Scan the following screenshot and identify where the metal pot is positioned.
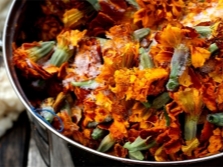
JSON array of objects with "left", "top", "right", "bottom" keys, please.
[{"left": 2, "top": 0, "right": 223, "bottom": 166}]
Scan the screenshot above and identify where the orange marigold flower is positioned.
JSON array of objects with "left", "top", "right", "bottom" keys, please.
[
  {"left": 56, "top": 29, "right": 87, "bottom": 49},
  {"left": 63, "top": 8, "right": 85, "bottom": 29},
  {"left": 74, "top": 87, "right": 91, "bottom": 104},
  {"left": 190, "top": 46, "right": 211, "bottom": 68},
  {"left": 48, "top": 29, "right": 87, "bottom": 67},
  {"left": 94, "top": 107, "right": 111, "bottom": 123},
  {"left": 208, "top": 62, "right": 223, "bottom": 83},
  {"left": 217, "top": 82, "right": 223, "bottom": 111},
  {"left": 111, "top": 67, "right": 168, "bottom": 102},
  {"left": 41, "top": 0, "right": 93, "bottom": 21},
  {"left": 129, "top": 101, "right": 151, "bottom": 123},
  {"left": 153, "top": 113, "right": 182, "bottom": 155},
  {"left": 200, "top": 121, "right": 214, "bottom": 142},
  {"left": 128, "top": 101, "right": 155, "bottom": 129},
  {"left": 178, "top": 67, "right": 193, "bottom": 88},
  {"left": 95, "top": 56, "right": 117, "bottom": 85},
  {"left": 182, "top": 137, "right": 200, "bottom": 157},
  {"left": 73, "top": 130, "right": 98, "bottom": 149},
  {"left": 182, "top": 0, "right": 223, "bottom": 26},
  {"left": 173, "top": 87, "right": 204, "bottom": 117},
  {"left": 173, "top": 87, "right": 204, "bottom": 140},
  {"left": 94, "top": 90, "right": 114, "bottom": 112},
  {"left": 13, "top": 42, "right": 53, "bottom": 79},
  {"left": 150, "top": 23, "right": 210, "bottom": 68},
  {"left": 96, "top": 25, "right": 140, "bottom": 85},
  {"left": 202, "top": 81, "right": 218, "bottom": 112},
  {"left": 155, "top": 24, "right": 185, "bottom": 48},
  {"left": 165, "top": 101, "right": 183, "bottom": 117},
  {"left": 207, "top": 128, "right": 223, "bottom": 153},
  {"left": 134, "top": 0, "right": 185, "bottom": 28},
  {"left": 57, "top": 111, "right": 79, "bottom": 138},
  {"left": 113, "top": 143, "right": 128, "bottom": 158},
  {"left": 88, "top": 0, "right": 129, "bottom": 36},
  {"left": 154, "top": 146, "right": 168, "bottom": 161},
  {"left": 35, "top": 15, "right": 63, "bottom": 41},
  {"left": 106, "top": 23, "right": 133, "bottom": 40},
  {"left": 109, "top": 113, "right": 129, "bottom": 140}
]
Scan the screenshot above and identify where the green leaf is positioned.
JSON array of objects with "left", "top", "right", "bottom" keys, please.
[
  {"left": 49, "top": 47, "right": 73, "bottom": 67},
  {"left": 133, "top": 28, "right": 150, "bottom": 41},
  {"left": 209, "top": 43, "right": 218, "bottom": 54},
  {"left": 87, "top": 116, "right": 112, "bottom": 128},
  {"left": 194, "top": 26, "right": 212, "bottom": 38},
  {"left": 184, "top": 115, "right": 198, "bottom": 141},
  {"left": 207, "top": 113, "right": 223, "bottom": 126},
  {"left": 71, "top": 80, "right": 99, "bottom": 89},
  {"left": 142, "top": 102, "right": 152, "bottom": 108},
  {"left": 142, "top": 92, "right": 170, "bottom": 110},
  {"left": 124, "top": 136, "right": 156, "bottom": 160},
  {"left": 97, "top": 134, "right": 115, "bottom": 152},
  {"left": 91, "top": 127, "right": 107, "bottom": 140},
  {"left": 151, "top": 92, "right": 170, "bottom": 110},
  {"left": 124, "top": 136, "right": 156, "bottom": 152},
  {"left": 125, "top": 0, "right": 140, "bottom": 9},
  {"left": 128, "top": 150, "right": 144, "bottom": 160},
  {"left": 139, "top": 47, "right": 154, "bottom": 69},
  {"left": 166, "top": 78, "right": 179, "bottom": 92},
  {"left": 28, "top": 41, "right": 55, "bottom": 62},
  {"left": 163, "top": 107, "right": 171, "bottom": 127},
  {"left": 166, "top": 44, "right": 189, "bottom": 91},
  {"left": 86, "top": 0, "right": 101, "bottom": 11},
  {"left": 87, "top": 121, "right": 99, "bottom": 128}
]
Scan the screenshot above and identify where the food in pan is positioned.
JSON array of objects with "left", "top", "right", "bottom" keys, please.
[{"left": 12, "top": 0, "right": 223, "bottom": 161}]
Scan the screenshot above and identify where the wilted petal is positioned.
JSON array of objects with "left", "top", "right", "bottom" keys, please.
[
  {"left": 190, "top": 46, "right": 210, "bottom": 68},
  {"left": 173, "top": 88, "right": 203, "bottom": 116},
  {"left": 207, "top": 128, "right": 223, "bottom": 153},
  {"left": 182, "top": 138, "right": 200, "bottom": 156}
]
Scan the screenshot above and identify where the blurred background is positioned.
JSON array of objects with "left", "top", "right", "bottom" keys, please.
[{"left": 0, "top": 1, "right": 46, "bottom": 167}]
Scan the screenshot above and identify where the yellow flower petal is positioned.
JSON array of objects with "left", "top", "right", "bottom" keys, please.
[
  {"left": 178, "top": 67, "right": 193, "bottom": 87},
  {"left": 190, "top": 46, "right": 211, "bottom": 68},
  {"left": 173, "top": 88, "right": 203, "bottom": 116},
  {"left": 182, "top": 137, "right": 200, "bottom": 156}
]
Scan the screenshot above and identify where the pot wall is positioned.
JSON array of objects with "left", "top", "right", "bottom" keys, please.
[{"left": 29, "top": 110, "right": 140, "bottom": 167}]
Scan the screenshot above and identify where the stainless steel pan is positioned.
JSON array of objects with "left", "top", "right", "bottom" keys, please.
[{"left": 2, "top": 0, "right": 223, "bottom": 166}]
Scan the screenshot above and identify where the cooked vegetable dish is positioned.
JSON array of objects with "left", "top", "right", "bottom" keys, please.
[{"left": 12, "top": 0, "right": 223, "bottom": 161}]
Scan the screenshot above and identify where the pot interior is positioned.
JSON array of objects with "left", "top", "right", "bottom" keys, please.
[{"left": 3, "top": 0, "right": 223, "bottom": 166}]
